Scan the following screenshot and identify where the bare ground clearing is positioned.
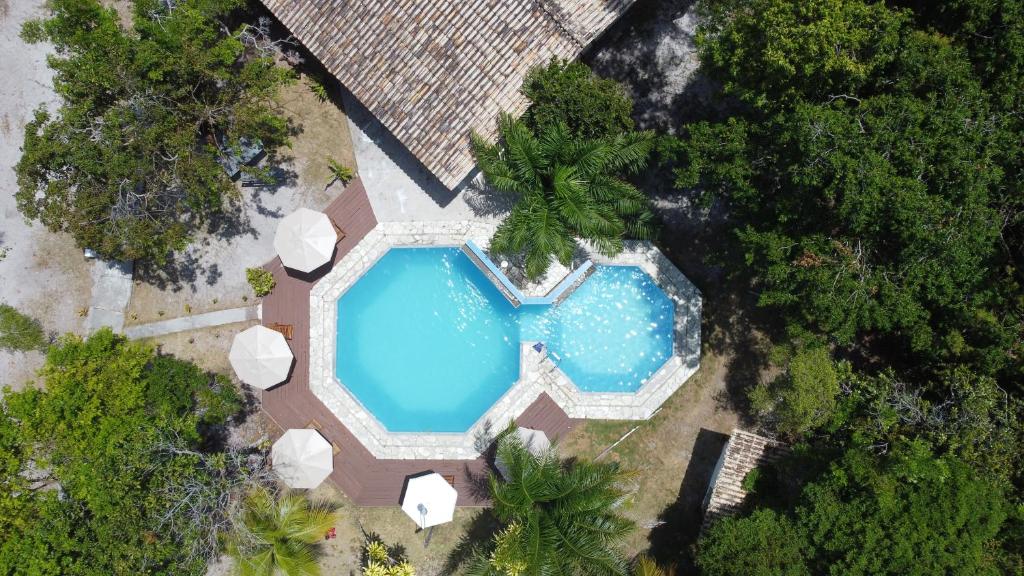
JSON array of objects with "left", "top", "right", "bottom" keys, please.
[{"left": 0, "top": 0, "right": 92, "bottom": 389}]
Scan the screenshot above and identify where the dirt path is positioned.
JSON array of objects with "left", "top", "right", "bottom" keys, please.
[{"left": 0, "top": 0, "right": 92, "bottom": 389}]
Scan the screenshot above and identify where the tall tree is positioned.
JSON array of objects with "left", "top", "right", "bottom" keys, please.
[
  {"left": 472, "top": 114, "right": 655, "bottom": 279},
  {"left": 16, "top": 0, "right": 293, "bottom": 262},
  {"left": 0, "top": 329, "right": 245, "bottom": 575},
  {"left": 470, "top": 431, "right": 636, "bottom": 576}
]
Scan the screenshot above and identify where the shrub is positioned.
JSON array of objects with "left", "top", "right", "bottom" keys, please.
[
  {"left": 522, "top": 57, "right": 635, "bottom": 139},
  {"left": 327, "top": 157, "right": 355, "bottom": 185},
  {"left": 362, "top": 535, "right": 415, "bottom": 576},
  {"left": 246, "top": 267, "right": 276, "bottom": 297},
  {"left": 0, "top": 304, "right": 47, "bottom": 352}
]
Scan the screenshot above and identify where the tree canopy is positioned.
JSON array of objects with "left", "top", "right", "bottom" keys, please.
[
  {"left": 16, "top": 0, "right": 293, "bottom": 262},
  {"left": 0, "top": 329, "right": 245, "bottom": 575},
  {"left": 521, "top": 57, "right": 636, "bottom": 140},
  {"left": 672, "top": 0, "right": 1023, "bottom": 390},
  {"left": 697, "top": 442, "right": 1011, "bottom": 576}
]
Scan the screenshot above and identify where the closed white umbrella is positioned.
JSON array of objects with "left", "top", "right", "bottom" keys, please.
[
  {"left": 401, "top": 473, "right": 458, "bottom": 529},
  {"left": 228, "top": 325, "right": 293, "bottom": 389},
  {"left": 272, "top": 429, "right": 334, "bottom": 489},
  {"left": 495, "top": 427, "right": 551, "bottom": 479},
  {"left": 273, "top": 208, "right": 337, "bottom": 272}
]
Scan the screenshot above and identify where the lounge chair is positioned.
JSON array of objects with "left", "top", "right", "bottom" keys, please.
[{"left": 270, "top": 323, "right": 294, "bottom": 340}]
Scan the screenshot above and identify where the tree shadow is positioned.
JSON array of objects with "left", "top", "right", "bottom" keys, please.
[
  {"left": 646, "top": 427, "right": 730, "bottom": 571},
  {"left": 462, "top": 178, "right": 517, "bottom": 219},
  {"left": 441, "top": 508, "right": 501, "bottom": 575},
  {"left": 583, "top": 0, "right": 730, "bottom": 134}
]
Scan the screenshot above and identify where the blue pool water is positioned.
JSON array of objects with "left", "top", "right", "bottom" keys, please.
[{"left": 335, "top": 248, "right": 674, "bottom": 432}]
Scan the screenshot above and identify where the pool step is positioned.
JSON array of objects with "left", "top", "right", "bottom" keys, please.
[{"left": 460, "top": 241, "right": 594, "bottom": 308}]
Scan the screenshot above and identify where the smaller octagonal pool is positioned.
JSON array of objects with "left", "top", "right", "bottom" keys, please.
[{"left": 336, "top": 248, "right": 674, "bottom": 432}]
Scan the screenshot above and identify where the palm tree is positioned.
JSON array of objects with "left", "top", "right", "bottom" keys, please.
[
  {"left": 634, "top": 555, "right": 673, "bottom": 576},
  {"left": 227, "top": 488, "right": 337, "bottom": 576},
  {"left": 471, "top": 114, "right": 655, "bottom": 279},
  {"left": 471, "top": 431, "right": 637, "bottom": 575}
]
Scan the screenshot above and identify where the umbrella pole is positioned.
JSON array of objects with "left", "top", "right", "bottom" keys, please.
[{"left": 424, "top": 525, "right": 434, "bottom": 548}]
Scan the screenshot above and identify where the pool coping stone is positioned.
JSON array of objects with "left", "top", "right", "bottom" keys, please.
[{"left": 308, "top": 221, "right": 701, "bottom": 460}]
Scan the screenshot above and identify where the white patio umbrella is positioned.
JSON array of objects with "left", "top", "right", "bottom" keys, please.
[
  {"left": 271, "top": 429, "right": 334, "bottom": 489},
  {"left": 401, "top": 473, "right": 458, "bottom": 529},
  {"left": 228, "top": 325, "right": 293, "bottom": 389},
  {"left": 495, "top": 427, "right": 551, "bottom": 479},
  {"left": 273, "top": 207, "right": 337, "bottom": 272}
]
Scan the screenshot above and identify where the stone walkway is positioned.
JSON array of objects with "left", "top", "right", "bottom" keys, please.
[
  {"left": 124, "top": 306, "right": 260, "bottom": 339},
  {"left": 84, "top": 259, "right": 134, "bottom": 333}
]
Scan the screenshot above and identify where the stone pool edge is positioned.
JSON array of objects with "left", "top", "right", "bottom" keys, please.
[{"left": 308, "top": 221, "right": 702, "bottom": 460}]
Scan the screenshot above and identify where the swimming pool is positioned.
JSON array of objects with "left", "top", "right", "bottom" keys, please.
[{"left": 335, "top": 248, "right": 675, "bottom": 432}]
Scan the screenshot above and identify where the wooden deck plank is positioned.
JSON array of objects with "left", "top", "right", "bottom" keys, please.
[{"left": 259, "top": 179, "right": 577, "bottom": 506}]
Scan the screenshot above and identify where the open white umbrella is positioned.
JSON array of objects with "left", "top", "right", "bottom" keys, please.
[
  {"left": 273, "top": 207, "right": 337, "bottom": 272},
  {"left": 495, "top": 427, "right": 551, "bottom": 479},
  {"left": 228, "top": 325, "right": 293, "bottom": 389},
  {"left": 272, "top": 429, "right": 334, "bottom": 489},
  {"left": 401, "top": 473, "right": 458, "bottom": 529}
]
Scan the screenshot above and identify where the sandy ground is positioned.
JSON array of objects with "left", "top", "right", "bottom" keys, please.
[
  {"left": 585, "top": 0, "right": 722, "bottom": 131},
  {"left": 0, "top": 0, "right": 93, "bottom": 389},
  {"left": 126, "top": 79, "right": 358, "bottom": 325}
]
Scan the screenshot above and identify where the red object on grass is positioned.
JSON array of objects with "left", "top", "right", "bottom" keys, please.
[{"left": 325, "top": 527, "right": 336, "bottom": 540}]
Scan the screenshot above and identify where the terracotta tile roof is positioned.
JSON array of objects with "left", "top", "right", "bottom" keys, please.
[
  {"left": 701, "top": 429, "right": 791, "bottom": 531},
  {"left": 261, "top": 0, "right": 637, "bottom": 188}
]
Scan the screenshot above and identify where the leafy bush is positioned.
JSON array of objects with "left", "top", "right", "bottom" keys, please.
[
  {"left": 524, "top": 57, "right": 634, "bottom": 139},
  {"left": 697, "top": 509, "right": 809, "bottom": 576},
  {"left": 362, "top": 535, "right": 415, "bottom": 576},
  {"left": 522, "top": 58, "right": 635, "bottom": 139},
  {"left": 740, "top": 467, "right": 761, "bottom": 494},
  {"left": 246, "top": 267, "right": 276, "bottom": 297},
  {"left": 327, "top": 157, "right": 355, "bottom": 185},
  {"left": 0, "top": 303, "right": 47, "bottom": 352},
  {"left": 749, "top": 346, "right": 845, "bottom": 438}
]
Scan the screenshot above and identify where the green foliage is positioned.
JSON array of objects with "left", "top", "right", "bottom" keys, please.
[
  {"left": 522, "top": 58, "right": 635, "bottom": 139},
  {"left": 472, "top": 114, "right": 655, "bottom": 279},
  {"left": 307, "top": 75, "right": 330, "bottom": 102},
  {"left": 0, "top": 329, "right": 245, "bottom": 575},
  {"left": 697, "top": 442, "right": 1010, "bottom": 576},
  {"left": 633, "top": 556, "right": 670, "bottom": 576},
  {"left": 697, "top": 509, "right": 809, "bottom": 576},
  {"left": 327, "top": 157, "right": 355, "bottom": 185},
  {"left": 740, "top": 467, "right": 761, "bottom": 493},
  {"left": 469, "top": 432, "right": 636, "bottom": 576},
  {"left": 227, "top": 488, "right": 337, "bottom": 576},
  {"left": 749, "top": 346, "right": 845, "bottom": 437},
  {"left": 362, "top": 536, "right": 415, "bottom": 576},
  {"left": 16, "top": 0, "right": 293, "bottom": 262},
  {"left": 0, "top": 303, "right": 48, "bottom": 352},
  {"left": 674, "top": 0, "right": 1023, "bottom": 389},
  {"left": 832, "top": 366, "right": 1024, "bottom": 485},
  {"left": 246, "top": 267, "right": 276, "bottom": 297}
]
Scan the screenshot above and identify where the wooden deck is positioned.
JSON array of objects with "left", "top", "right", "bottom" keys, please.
[{"left": 260, "top": 179, "right": 577, "bottom": 506}]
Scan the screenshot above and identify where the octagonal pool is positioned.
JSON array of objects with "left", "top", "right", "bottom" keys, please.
[{"left": 335, "top": 247, "right": 674, "bottom": 432}]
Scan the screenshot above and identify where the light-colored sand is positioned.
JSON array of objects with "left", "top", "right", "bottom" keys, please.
[{"left": 0, "top": 0, "right": 92, "bottom": 389}]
